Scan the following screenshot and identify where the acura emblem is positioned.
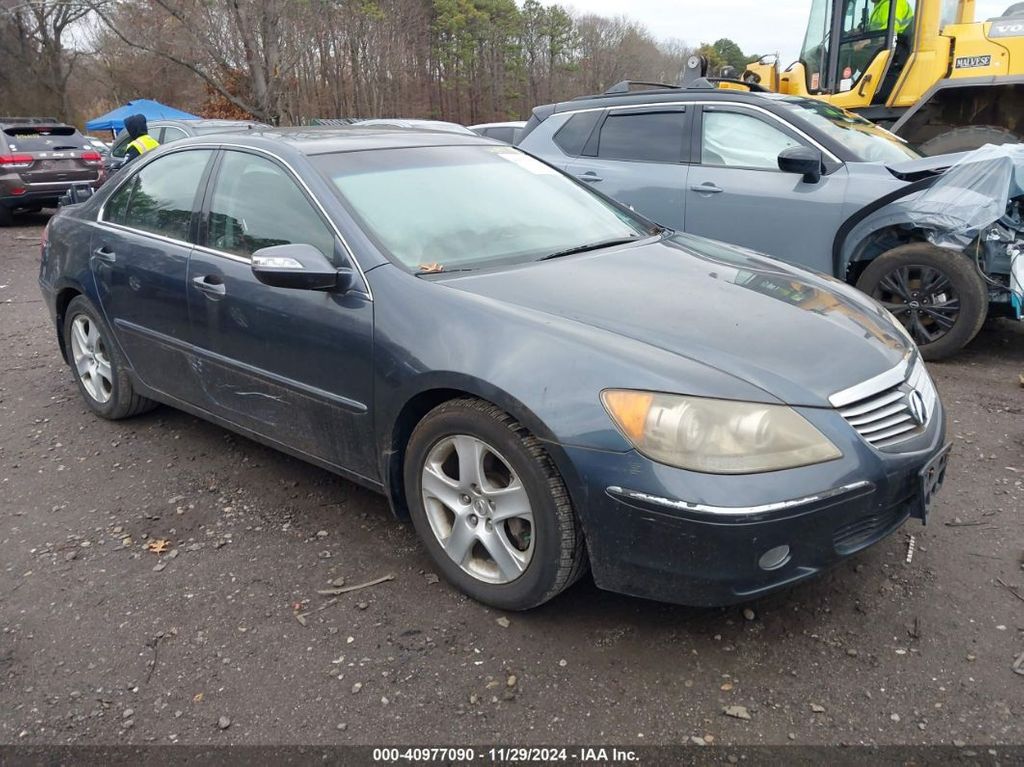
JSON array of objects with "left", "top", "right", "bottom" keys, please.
[{"left": 908, "top": 390, "right": 927, "bottom": 426}]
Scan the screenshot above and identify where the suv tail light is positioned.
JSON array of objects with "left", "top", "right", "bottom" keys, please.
[
  {"left": 81, "top": 151, "right": 103, "bottom": 164},
  {"left": 0, "top": 154, "right": 34, "bottom": 169}
]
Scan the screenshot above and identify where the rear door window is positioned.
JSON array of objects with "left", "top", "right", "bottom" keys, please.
[
  {"left": 104, "top": 149, "right": 213, "bottom": 241},
  {"left": 596, "top": 110, "right": 688, "bottom": 163},
  {"left": 205, "top": 150, "right": 335, "bottom": 259}
]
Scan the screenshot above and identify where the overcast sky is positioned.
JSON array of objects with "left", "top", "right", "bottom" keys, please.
[{"left": 561, "top": 0, "right": 1008, "bottom": 66}]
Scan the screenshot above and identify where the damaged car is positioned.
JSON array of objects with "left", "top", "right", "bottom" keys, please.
[
  {"left": 39, "top": 129, "right": 949, "bottom": 610},
  {"left": 519, "top": 84, "right": 1022, "bottom": 359}
]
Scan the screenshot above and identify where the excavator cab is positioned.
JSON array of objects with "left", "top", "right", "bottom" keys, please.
[
  {"left": 793, "top": 0, "right": 918, "bottom": 103},
  {"left": 744, "top": 0, "right": 1024, "bottom": 154}
]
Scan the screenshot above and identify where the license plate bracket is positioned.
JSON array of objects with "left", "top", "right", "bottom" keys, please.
[{"left": 910, "top": 444, "right": 951, "bottom": 524}]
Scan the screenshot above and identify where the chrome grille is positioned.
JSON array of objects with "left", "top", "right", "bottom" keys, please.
[{"left": 830, "top": 356, "right": 938, "bottom": 450}]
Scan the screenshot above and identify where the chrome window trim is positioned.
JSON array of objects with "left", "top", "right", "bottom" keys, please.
[
  {"left": 607, "top": 481, "right": 873, "bottom": 516},
  {"left": 92, "top": 220, "right": 195, "bottom": 251},
  {"left": 828, "top": 352, "right": 913, "bottom": 408},
  {"left": 552, "top": 100, "right": 841, "bottom": 164},
  {"left": 96, "top": 142, "right": 373, "bottom": 300}
]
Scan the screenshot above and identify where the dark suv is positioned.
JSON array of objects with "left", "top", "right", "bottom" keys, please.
[
  {"left": 0, "top": 118, "right": 103, "bottom": 225},
  {"left": 104, "top": 119, "right": 268, "bottom": 175}
]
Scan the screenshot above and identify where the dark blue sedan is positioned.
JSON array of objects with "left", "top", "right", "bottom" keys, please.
[{"left": 38, "top": 129, "right": 950, "bottom": 610}]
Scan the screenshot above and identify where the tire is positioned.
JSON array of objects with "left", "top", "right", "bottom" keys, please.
[
  {"left": 0, "top": 205, "right": 12, "bottom": 227},
  {"left": 62, "top": 295, "right": 157, "bottom": 419},
  {"left": 856, "top": 243, "right": 988, "bottom": 361},
  {"left": 403, "top": 398, "right": 587, "bottom": 610},
  {"left": 918, "top": 125, "right": 1019, "bottom": 156}
]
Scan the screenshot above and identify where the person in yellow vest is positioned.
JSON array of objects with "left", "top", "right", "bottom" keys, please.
[
  {"left": 868, "top": 0, "right": 914, "bottom": 34},
  {"left": 123, "top": 114, "right": 159, "bottom": 165}
]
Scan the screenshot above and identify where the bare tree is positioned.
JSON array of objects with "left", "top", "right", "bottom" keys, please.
[{"left": 0, "top": 0, "right": 95, "bottom": 120}]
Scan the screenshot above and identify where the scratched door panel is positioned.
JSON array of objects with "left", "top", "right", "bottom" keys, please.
[{"left": 187, "top": 249, "right": 376, "bottom": 480}]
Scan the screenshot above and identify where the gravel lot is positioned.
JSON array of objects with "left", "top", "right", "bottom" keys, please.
[{"left": 2, "top": 213, "right": 1022, "bottom": 747}]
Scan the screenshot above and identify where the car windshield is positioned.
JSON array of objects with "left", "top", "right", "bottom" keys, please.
[
  {"left": 777, "top": 98, "right": 920, "bottom": 163},
  {"left": 316, "top": 145, "right": 649, "bottom": 272}
]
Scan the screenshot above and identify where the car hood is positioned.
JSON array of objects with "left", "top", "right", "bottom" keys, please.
[{"left": 444, "top": 234, "right": 910, "bottom": 407}]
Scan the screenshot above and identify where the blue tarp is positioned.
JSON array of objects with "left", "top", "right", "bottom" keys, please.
[{"left": 85, "top": 99, "right": 199, "bottom": 133}]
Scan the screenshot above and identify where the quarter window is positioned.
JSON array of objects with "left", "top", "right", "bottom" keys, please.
[
  {"left": 552, "top": 111, "right": 601, "bottom": 156},
  {"left": 597, "top": 111, "right": 687, "bottom": 163},
  {"left": 104, "top": 149, "right": 213, "bottom": 241},
  {"left": 160, "top": 127, "right": 188, "bottom": 144},
  {"left": 701, "top": 112, "right": 801, "bottom": 169},
  {"left": 206, "top": 151, "right": 335, "bottom": 259}
]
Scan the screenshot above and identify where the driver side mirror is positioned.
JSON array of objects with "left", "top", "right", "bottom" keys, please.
[
  {"left": 778, "top": 146, "right": 824, "bottom": 184},
  {"left": 251, "top": 243, "right": 355, "bottom": 292}
]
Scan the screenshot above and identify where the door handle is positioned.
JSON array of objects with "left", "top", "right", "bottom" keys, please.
[
  {"left": 690, "top": 183, "right": 724, "bottom": 194},
  {"left": 579, "top": 172, "right": 603, "bottom": 183},
  {"left": 93, "top": 246, "right": 116, "bottom": 264},
  {"left": 191, "top": 275, "right": 226, "bottom": 298}
]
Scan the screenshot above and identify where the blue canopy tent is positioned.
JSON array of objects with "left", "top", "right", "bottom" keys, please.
[{"left": 85, "top": 99, "right": 199, "bottom": 137}]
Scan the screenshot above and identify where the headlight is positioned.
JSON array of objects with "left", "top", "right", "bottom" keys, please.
[{"left": 601, "top": 390, "right": 841, "bottom": 474}]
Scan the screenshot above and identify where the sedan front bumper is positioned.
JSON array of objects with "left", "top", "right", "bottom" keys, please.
[{"left": 561, "top": 405, "right": 948, "bottom": 606}]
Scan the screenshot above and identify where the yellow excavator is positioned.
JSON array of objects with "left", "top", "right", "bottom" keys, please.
[{"left": 742, "top": 0, "right": 1024, "bottom": 154}]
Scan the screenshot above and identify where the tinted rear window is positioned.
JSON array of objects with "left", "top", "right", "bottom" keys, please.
[
  {"left": 597, "top": 111, "right": 687, "bottom": 163},
  {"left": 4, "top": 126, "right": 84, "bottom": 151},
  {"left": 552, "top": 112, "right": 601, "bottom": 156}
]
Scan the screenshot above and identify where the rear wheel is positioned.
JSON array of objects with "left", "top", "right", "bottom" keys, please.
[
  {"left": 63, "top": 296, "right": 157, "bottom": 419},
  {"left": 403, "top": 398, "right": 587, "bottom": 610},
  {"left": 856, "top": 243, "right": 988, "bottom": 360},
  {"left": 0, "top": 205, "right": 12, "bottom": 227},
  {"left": 918, "top": 125, "right": 1019, "bottom": 156}
]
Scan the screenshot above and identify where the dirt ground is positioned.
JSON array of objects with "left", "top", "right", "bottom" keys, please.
[{"left": 1, "top": 213, "right": 1022, "bottom": 748}]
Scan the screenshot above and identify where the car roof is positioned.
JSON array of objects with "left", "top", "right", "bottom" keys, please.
[
  {"left": 168, "top": 127, "right": 498, "bottom": 156},
  {"left": 150, "top": 118, "right": 266, "bottom": 128}
]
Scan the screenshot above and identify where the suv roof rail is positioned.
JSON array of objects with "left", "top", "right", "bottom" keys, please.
[
  {"left": 570, "top": 80, "right": 683, "bottom": 101},
  {"left": 703, "top": 77, "right": 770, "bottom": 94},
  {"left": 603, "top": 80, "right": 679, "bottom": 95}
]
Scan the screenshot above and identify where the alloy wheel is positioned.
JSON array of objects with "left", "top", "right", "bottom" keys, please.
[
  {"left": 872, "top": 264, "right": 961, "bottom": 345},
  {"left": 420, "top": 435, "right": 534, "bottom": 584},
  {"left": 70, "top": 314, "right": 113, "bottom": 404}
]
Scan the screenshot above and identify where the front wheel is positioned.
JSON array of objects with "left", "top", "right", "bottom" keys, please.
[
  {"left": 856, "top": 243, "right": 988, "bottom": 360},
  {"left": 403, "top": 398, "right": 587, "bottom": 610}
]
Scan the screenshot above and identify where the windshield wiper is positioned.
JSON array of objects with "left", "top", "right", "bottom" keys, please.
[{"left": 538, "top": 234, "right": 643, "bottom": 262}]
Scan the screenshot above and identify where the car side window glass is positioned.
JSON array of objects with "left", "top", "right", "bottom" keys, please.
[
  {"left": 113, "top": 149, "right": 213, "bottom": 241},
  {"left": 597, "top": 111, "right": 686, "bottom": 163},
  {"left": 489, "top": 127, "right": 515, "bottom": 143},
  {"left": 104, "top": 177, "right": 134, "bottom": 225},
  {"left": 162, "top": 127, "right": 188, "bottom": 145},
  {"left": 553, "top": 111, "right": 601, "bottom": 156},
  {"left": 207, "top": 151, "right": 335, "bottom": 259},
  {"left": 701, "top": 111, "right": 801, "bottom": 169},
  {"left": 111, "top": 134, "right": 129, "bottom": 158}
]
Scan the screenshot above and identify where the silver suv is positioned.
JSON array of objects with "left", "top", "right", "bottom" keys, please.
[{"left": 518, "top": 81, "right": 1018, "bottom": 359}]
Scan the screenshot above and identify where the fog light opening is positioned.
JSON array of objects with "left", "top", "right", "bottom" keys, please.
[{"left": 759, "top": 545, "right": 791, "bottom": 571}]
